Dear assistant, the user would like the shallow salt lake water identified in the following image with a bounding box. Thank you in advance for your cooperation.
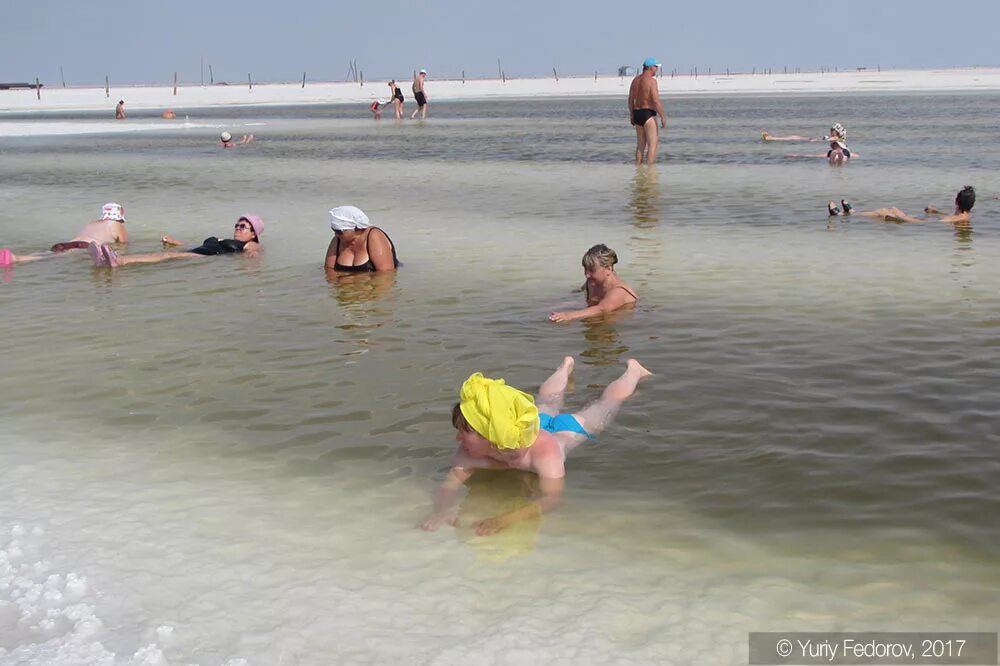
[1,93,999,665]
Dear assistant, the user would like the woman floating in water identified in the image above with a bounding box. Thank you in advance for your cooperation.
[762,122,847,142]
[421,356,652,535]
[88,215,263,267]
[549,244,637,322]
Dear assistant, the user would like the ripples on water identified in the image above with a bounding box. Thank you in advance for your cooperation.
[1,93,998,663]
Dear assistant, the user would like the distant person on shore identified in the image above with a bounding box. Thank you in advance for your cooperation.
[421,357,652,535]
[388,80,404,119]
[832,186,976,225]
[115,100,125,120]
[161,109,176,119]
[762,122,847,143]
[324,206,399,272]
[628,58,667,165]
[410,70,428,119]
[549,244,637,322]
[0,203,128,266]
[88,214,263,267]
[220,131,253,148]
[370,98,384,120]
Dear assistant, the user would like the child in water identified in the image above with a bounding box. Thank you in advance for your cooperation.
[422,357,651,535]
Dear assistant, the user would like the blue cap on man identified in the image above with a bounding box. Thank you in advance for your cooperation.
[643,57,660,68]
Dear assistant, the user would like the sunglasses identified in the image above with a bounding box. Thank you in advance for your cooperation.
[235,222,252,231]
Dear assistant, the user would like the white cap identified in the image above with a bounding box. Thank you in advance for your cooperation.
[220,131,232,142]
[419,69,427,75]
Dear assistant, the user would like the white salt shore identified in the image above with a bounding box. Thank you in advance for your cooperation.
[2,67,1000,115]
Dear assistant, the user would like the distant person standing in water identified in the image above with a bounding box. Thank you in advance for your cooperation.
[628,58,666,165]
[388,80,405,119]
[115,100,125,120]
[410,69,428,120]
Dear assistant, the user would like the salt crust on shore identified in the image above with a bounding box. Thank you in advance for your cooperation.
[2,67,1000,114]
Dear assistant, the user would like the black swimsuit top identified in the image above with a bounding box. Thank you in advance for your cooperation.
[393,87,403,100]
[189,237,247,256]
[333,228,399,272]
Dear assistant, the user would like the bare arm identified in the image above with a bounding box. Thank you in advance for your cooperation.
[549,287,633,322]
[367,228,397,271]
[115,225,129,244]
[420,466,474,531]
[324,237,339,270]
[472,476,565,536]
[651,84,666,128]
[242,240,262,258]
[161,234,185,246]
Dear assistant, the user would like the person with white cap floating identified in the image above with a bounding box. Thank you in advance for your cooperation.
[628,58,667,165]
[324,206,400,272]
[410,69,428,120]
[219,130,254,148]
[0,203,129,267]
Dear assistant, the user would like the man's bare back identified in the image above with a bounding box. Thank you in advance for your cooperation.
[72,219,127,245]
[628,60,667,164]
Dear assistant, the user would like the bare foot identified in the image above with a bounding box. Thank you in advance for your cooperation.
[627,358,652,378]
[560,356,575,375]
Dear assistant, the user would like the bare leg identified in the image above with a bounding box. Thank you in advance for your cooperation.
[535,356,575,415]
[573,359,652,436]
[634,126,647,165]
[643,119,660,164]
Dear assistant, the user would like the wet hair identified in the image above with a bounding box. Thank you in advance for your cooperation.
[581,244,618,271]
[451,402,472,432]
[955,185,976,213]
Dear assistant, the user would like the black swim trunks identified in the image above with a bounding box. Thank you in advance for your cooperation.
[414,91,427,107]
[50,240,90,253]
[632,108,657,126]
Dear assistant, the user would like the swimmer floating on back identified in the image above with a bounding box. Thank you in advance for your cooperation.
[88,214,263,267]
[830,186,976,225]
[220,131,253,148]
[421,357,651,535]
[762,122,847,142]
[1,203,128,267]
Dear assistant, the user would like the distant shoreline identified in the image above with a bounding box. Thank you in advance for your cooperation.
[2,67,1000,114]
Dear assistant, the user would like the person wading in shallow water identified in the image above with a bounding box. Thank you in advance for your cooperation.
[628,58,667,165]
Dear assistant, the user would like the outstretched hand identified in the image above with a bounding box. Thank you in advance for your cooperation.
[472,516,509,536]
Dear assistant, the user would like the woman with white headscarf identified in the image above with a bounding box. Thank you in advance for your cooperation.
[324,205,399,272]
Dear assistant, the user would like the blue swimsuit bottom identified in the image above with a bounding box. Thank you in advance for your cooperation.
[539,413,593,439]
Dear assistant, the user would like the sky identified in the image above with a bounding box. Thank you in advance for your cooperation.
[2,0,998,86]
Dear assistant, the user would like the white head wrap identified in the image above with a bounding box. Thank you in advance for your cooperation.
[329,205,371,232]
[100,202,126,222]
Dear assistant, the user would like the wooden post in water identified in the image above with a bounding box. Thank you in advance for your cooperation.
[36,78,41,100]
[209,64,214,85]
[462,70,465,84]
[594,70,597,81]
[501,70,506,84]
[60,66,65,88]
[302,71,306,88]
[248,73,252,90]
[497,58,502,81]
[105,75,109,98]
[552,67,558,82]
[360,71,363,87]
[173,71,178,95]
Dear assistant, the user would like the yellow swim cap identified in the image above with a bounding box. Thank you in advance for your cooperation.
[459,372,539,450]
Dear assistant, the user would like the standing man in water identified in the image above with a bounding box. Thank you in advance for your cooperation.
[410,69,428,119]
[628,58,666,165]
